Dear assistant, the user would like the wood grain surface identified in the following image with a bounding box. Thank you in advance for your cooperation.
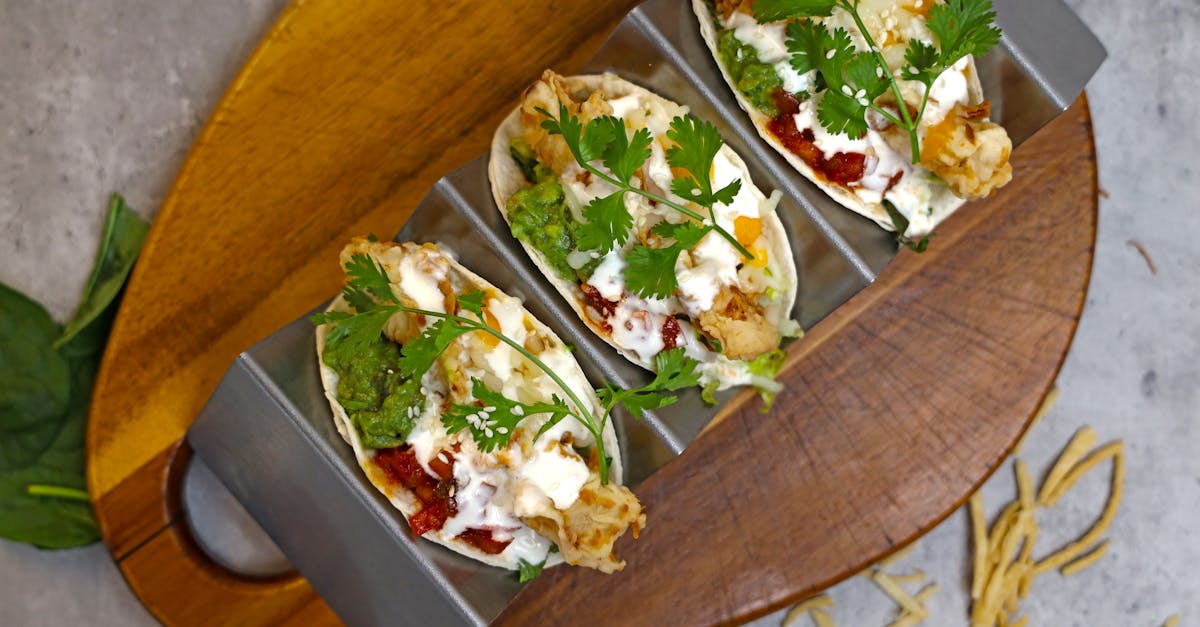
[84,0,1097,624]
[496,100,1097,626]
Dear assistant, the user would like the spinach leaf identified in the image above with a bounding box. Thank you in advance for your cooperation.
[54,195,148,349]
[0,356,100,548]
[0,194,146,548]
[0,284,70,435]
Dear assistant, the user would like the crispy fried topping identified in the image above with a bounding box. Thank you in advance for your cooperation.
[697,285,778,360]
[522,474,645,574]
[920,102,1013,199]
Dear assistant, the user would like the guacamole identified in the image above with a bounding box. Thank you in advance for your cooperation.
[716,29,783,116]
[323,332,422,449]
[507,139,599,282]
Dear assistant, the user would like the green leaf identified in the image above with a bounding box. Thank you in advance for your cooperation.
[342,253,397,310]
[817,89,870,139]
[442,379,572,453]
[928,0,1002,65]
[844,52,891,102]
[0,355,100,548]
[786,19,841,77]
[456,290,487,320]
[576,193,633,254]
[624,244,685,299]
[397,317,478,381]
[598,348,699,419]
[0,284,70,434]
[518,557,546,583]
[650,348,704,391]
[594,116,652,185]
[753,0,838,22]
[54,195,148,348]
[665,116,726,207]
[902,39,942,84]
[651,221,711,250]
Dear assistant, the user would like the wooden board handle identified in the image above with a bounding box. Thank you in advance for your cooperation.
[98,438,340,625]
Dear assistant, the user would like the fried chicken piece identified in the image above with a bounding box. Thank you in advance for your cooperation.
[920,101,1013,199]
[519,70,613,174]
[522,474,645,574]
[697,286,778,361]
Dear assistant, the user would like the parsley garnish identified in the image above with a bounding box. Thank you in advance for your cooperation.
[314,252,703,483]
[537,104,754,299]
[754,0,1001,162]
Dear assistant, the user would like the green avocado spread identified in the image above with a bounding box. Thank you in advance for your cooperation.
[323,332,422,449]
[716,29,783,116]
[507,138,599,282]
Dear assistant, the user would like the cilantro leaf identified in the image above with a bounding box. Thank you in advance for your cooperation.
[843,52,890,102]
[576,193,633,254]
[342,253,397,310]
[665,116,728,207]
[928,0,1002,66]
[442,379,573,453]
[817,89,870,139]
[651,221,711,249]
[597,348,700,419]
[318,307,398,364]
[397,318,476,380]
[593,116,652,184]
[753,0,837,22]
[456,290,486,320]
[650,347,704,391]
[902,39,942,84]
[518,558,545,583]
[786,19,839,76]
[625,244,684,299]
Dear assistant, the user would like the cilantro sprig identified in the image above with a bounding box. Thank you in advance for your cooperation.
[314,252,702,483]
[537,104,753,299]
[754,0,1001,163]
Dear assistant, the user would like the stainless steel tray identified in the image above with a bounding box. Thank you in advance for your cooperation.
[187,1,1104,624]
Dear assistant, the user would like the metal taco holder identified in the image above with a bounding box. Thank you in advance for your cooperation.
[186,0,1104,624]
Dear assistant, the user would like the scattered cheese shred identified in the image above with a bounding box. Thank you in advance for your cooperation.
[782,595,834,627]
[1164,615,1180,627]
[1060,538,1111,576]
[1037,426,1097,505]
[811,608,836,627]
[969,427,1125,626]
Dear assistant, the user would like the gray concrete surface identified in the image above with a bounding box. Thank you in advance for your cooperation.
[0,1,1196,625]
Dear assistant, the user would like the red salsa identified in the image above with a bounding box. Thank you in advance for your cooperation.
[767,90,866,185]
[372,445,511,555]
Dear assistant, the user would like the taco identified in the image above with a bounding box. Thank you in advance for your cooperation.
[315,239,644,573]
[695,0,1013,237]
[489,71,799,401]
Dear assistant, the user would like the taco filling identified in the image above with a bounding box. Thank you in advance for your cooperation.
[496,71,799,401]
[701,0,1012,237]
[317,240,644,573]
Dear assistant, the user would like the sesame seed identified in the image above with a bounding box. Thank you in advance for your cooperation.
[497,427,509,435]
[512,406,524,417]
[841,85,853,96]
[825,49,837,59]
[855,88,866,99]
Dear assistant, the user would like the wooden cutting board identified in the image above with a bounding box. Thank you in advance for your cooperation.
[85,0,1097,625]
